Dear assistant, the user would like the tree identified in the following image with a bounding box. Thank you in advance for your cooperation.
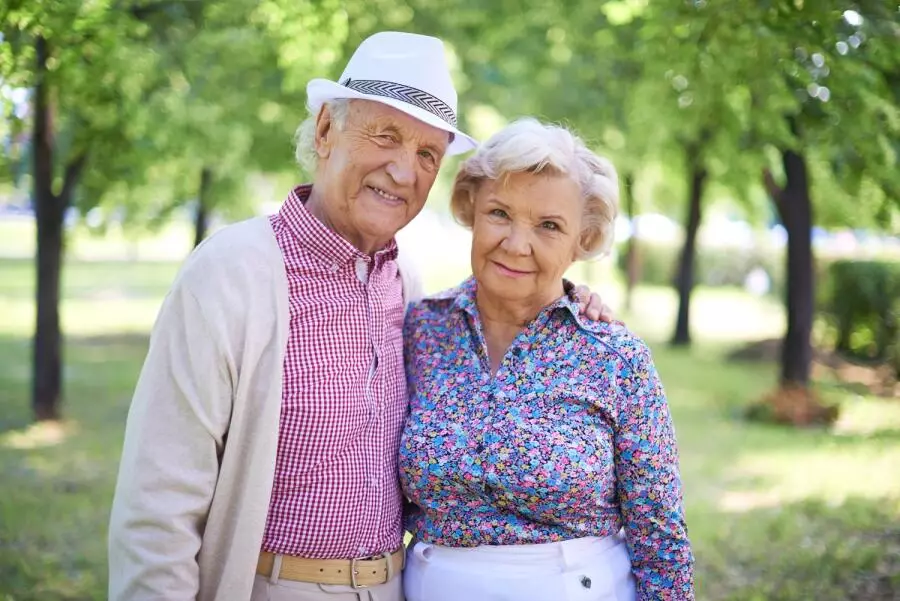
[660,1,899,411]
[2,0,203,419]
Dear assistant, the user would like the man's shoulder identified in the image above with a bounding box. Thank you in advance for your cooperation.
[177,216,283,296]
[190,216,278,263]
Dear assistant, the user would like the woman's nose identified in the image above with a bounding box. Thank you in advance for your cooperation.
[500,227,531,255]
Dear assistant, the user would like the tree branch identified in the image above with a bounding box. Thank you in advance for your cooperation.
[762,167,785,212]
[57,153,89,210]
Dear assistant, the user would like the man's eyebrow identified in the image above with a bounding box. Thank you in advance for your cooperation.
[375,124,401,136]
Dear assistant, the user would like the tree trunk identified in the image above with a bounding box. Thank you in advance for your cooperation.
[31,37,86,421]
[31,36,63,421]
[193,167,213,248]
[774,148,814,387]
[623,173,639,313]
[671,157,707,347]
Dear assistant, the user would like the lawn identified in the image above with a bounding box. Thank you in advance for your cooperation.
[1,255,899,600]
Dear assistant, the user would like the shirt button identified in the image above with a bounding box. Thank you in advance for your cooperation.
[355,258,369,283]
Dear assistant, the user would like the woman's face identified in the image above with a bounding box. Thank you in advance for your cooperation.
[471,171,583,306]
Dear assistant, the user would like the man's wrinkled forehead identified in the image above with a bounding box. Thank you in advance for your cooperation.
[345,99,452,151]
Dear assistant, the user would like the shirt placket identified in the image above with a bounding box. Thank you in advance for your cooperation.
[356,256,384,557]
[470,310,547,502]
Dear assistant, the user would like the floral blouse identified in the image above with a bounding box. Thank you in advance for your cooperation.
[399,277,694,600]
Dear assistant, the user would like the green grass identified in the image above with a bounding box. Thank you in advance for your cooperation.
[1,257,899,600]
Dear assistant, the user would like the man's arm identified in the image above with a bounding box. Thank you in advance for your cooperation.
[108,275,233,600]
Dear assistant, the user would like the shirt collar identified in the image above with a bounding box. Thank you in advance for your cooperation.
[278,184,399,268]
[451,276,583,322]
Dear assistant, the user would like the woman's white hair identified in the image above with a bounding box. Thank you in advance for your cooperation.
[294,99,352,174]
[451,118,619,259]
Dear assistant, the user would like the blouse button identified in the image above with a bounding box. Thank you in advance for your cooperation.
[475,443,485,453]
[581,576,592,589]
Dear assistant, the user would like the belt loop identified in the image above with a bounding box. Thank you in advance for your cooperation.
[383,551,395,581]
[559,540,574,570]
[269,554,283,584]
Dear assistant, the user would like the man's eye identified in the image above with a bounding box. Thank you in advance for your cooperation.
[418,150,435,162]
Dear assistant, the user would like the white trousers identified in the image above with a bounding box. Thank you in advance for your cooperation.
[403,533,636,601]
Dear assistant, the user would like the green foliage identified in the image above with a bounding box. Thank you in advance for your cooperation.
[821,259,900,370]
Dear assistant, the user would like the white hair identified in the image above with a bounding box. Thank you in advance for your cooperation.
[450,118,620,259]
[294,98,352,174]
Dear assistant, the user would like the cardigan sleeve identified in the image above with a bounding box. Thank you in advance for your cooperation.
[108,271,234,601]
[614,341,695,600]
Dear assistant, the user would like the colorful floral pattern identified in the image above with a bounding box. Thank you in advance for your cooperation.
[399,277,694,599]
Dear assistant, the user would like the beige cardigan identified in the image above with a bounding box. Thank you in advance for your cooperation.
[108,216,422,601]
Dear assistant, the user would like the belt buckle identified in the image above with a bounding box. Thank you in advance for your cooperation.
[350,557,368,590]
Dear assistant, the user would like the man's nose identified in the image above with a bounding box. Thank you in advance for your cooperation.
[386,148,416,187]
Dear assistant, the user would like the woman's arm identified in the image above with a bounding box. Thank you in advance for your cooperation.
[614,341,694,600]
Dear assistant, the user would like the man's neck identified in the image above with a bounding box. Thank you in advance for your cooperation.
[305,186,388,256]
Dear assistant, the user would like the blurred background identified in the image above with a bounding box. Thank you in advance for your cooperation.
[1,1,899,599]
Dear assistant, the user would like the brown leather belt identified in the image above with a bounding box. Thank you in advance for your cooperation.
[257,549,405,588]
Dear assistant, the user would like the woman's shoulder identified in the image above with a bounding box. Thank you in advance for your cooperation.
[574,318,654,370]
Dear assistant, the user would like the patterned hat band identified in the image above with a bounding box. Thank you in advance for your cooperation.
[341,77,458,128]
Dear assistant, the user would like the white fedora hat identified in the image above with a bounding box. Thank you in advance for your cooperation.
[306,31,478,156]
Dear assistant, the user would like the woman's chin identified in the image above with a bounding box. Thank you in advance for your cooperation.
[476,278,534,303]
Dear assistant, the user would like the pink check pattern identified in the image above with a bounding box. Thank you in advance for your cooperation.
[261,185,408,559]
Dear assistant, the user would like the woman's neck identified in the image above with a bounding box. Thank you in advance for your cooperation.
[475,283,565,329]
[475,282,565,373]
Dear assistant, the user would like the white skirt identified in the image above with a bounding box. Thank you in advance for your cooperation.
[403,532,636,601]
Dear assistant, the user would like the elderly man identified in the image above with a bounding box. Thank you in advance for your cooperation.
[109,31,607,601]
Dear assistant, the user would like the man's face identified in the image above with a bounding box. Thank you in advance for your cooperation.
[313,100,450,253]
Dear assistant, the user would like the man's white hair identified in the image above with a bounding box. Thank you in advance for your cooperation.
[450,118,620,259]
[294,99,352,175]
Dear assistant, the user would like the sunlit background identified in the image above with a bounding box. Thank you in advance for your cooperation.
[1,1,899,599]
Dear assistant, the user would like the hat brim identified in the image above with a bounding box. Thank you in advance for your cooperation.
[307,78,478,156]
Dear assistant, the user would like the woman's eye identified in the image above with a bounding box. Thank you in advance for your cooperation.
[377,134,397,144]
[418,150,435,163]
[490,208,509,219]
[541,221,559,231]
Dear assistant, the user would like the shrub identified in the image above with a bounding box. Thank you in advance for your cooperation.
[820,259,900,374]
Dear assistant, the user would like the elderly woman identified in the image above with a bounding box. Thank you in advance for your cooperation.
[399,119,694,601]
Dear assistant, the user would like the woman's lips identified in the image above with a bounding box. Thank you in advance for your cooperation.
[492,261,533,277]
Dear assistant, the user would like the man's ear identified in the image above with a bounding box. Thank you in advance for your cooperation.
[314,105,336,160]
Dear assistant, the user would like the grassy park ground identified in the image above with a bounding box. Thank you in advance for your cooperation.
[1,224,899,599]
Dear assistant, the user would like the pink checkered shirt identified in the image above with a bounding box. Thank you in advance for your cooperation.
[261,185,408,559]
